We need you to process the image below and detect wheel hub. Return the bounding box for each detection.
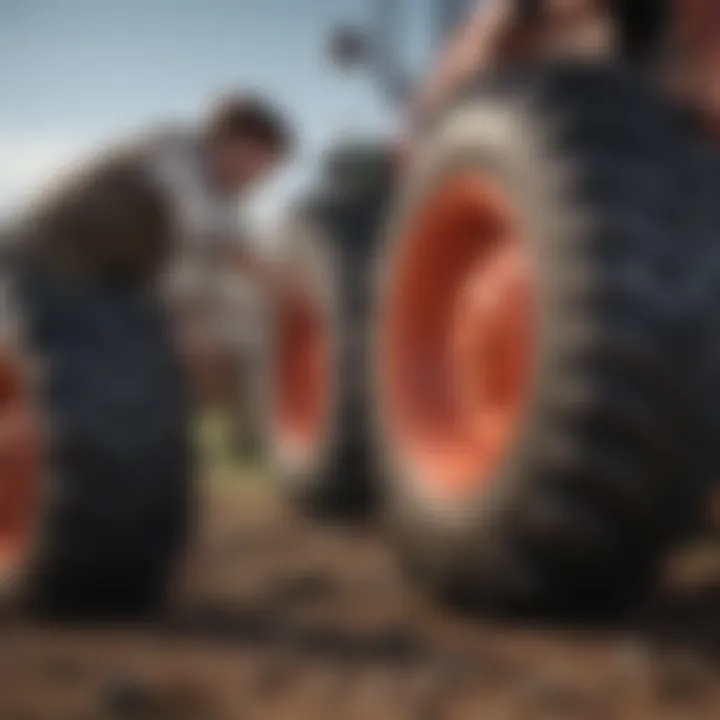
[274,291,331,465]
[382,173,535,496]
[451,244,532,450]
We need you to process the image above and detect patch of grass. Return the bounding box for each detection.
[195,413,268,488]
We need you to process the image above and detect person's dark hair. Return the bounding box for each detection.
[205,93,294,156]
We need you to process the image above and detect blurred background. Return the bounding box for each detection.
[0,0,406,230]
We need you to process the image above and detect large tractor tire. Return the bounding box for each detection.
[685,131,720,535]
[266,193,384,519]
[373,64,712,616]
[0,264,193,619]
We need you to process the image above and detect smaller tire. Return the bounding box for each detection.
[0,263,194,619]
[264,200,376,518]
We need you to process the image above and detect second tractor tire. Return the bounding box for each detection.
[265,195,381,519]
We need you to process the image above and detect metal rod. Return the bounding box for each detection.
[434,0,475,49]
[371,0,408,103]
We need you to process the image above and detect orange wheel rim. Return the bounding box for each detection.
[381,173,535,497]
[274,291,332,464]
[0,354,40,577]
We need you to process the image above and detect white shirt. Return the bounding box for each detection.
[139,125,267,354]
[142,125,243,254]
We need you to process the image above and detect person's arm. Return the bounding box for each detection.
[226,242,311,307]
[229,244,282,291]
[408,0,535,133]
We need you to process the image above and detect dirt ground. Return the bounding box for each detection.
[0,480,718,720]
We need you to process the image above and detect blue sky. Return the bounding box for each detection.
[0,0,443,227]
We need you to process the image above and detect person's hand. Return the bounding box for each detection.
[390,130,416,171]
[277,275,311,307]
[271,265,318,313]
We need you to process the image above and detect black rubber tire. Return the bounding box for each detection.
[266,194,384,519]
[681,127,720,535]
[8,266,194,619]
[372,63,712,617]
